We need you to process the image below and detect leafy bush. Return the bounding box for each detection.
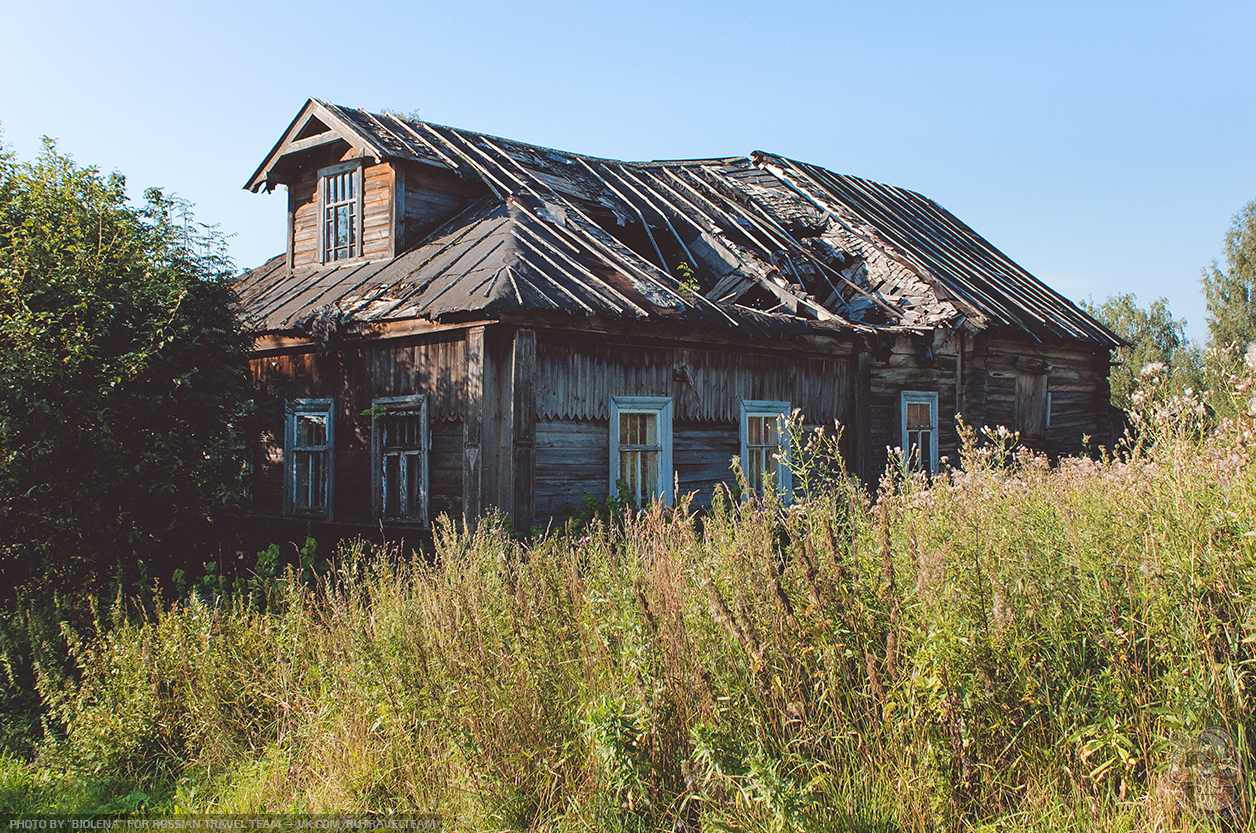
[0,139,252,601]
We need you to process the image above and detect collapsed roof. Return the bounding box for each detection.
[237,99,1121,348]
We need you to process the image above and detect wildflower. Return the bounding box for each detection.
[1141,362,1167,377]
[1246,342,1256,373]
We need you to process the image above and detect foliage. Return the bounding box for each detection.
[675,261,699,296]
[1202,199,1256,356]
[7,365,1256,828]
[0,139,252,600]
[1082,293,1201,409]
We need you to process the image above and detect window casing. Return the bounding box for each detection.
[319,161,362,263]
[372,395,429,526]
[609,396,673,507]
[740,400,792,500]
[285,399,334,518]
[901,391,939,474]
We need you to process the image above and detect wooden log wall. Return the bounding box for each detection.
[248,331,468,524]
[242,322,1113,532]
[866,333,961,475]
[964,334,1111,456]
[533,333,855,523]
[536,338,851,423]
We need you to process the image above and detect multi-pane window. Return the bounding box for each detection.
[609,396,673,507]
[372,395,428,525]
[286,399,334,517]
[901,391,938,474]
[320,163,359,262]
[741,400,792,500]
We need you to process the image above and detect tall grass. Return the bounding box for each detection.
[8,355,1256,830]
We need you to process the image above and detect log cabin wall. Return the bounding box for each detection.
[248,331,469,527]
[533,333,854,523]
[866,331,961,476]
[963,333,1112,456]
[399,162,486,252]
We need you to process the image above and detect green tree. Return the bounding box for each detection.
[0,139,251,598]
[1081,293,1199,410]
[1202,200,1256,352]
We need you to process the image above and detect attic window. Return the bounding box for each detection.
[319,161,362,263]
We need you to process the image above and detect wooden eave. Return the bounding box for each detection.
[244,99,391,193]
[248,309,866,361]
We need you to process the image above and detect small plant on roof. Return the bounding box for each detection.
[676,261,700,296]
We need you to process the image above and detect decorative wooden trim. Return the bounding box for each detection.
[853,345,872,485]
[511,328,536,531]
[462,326,485,529]
[245,99,385,193]
[740,400,792,501]
[609,395,674,505]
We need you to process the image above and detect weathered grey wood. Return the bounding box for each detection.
[955,330,965,421]
[512,328,537,531]
[535,418,608,522]
[463,326,485,528]
[853,345,872,484]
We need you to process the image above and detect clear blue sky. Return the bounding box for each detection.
[3,0,1253,343]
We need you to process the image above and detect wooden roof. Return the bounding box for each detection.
[237,99,1122,348]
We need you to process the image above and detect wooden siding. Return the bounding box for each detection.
[535,419,607,521]
[289,166,319,268]
[361,162,393,261]
[247,331,468,523]
[401,162,484,251]
[536,337,851,424]
[964,334,1110,456]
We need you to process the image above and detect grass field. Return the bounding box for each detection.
[3,360,1256,831]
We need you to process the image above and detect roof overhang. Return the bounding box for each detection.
[244,99,388,193]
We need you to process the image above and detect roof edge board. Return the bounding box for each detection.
[244,99,388,193]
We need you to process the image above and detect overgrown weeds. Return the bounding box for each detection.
[4,356,1256,829]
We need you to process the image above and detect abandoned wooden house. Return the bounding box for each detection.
[234,98,1120,542]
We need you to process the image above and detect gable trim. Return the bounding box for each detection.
[245,99,386,193]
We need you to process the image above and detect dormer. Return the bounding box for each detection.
[246,100,488,269]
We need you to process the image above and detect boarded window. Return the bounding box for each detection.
[1015,372,1049,440]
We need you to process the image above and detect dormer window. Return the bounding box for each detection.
[320,161,362,262]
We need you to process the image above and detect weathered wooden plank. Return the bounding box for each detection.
[512,328,537,531]
[853,346,872,483]
[463,326,485,528]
